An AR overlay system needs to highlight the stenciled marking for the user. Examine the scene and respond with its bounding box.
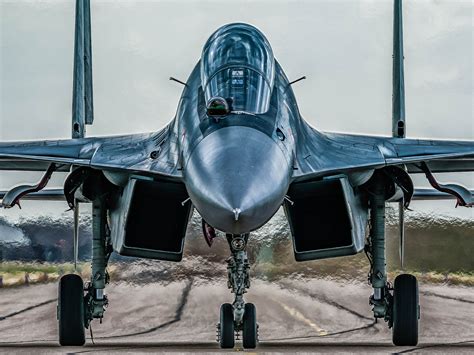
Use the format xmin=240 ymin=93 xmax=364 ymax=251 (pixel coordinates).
xmin=273 ymin=299 xmax=328 ymax=336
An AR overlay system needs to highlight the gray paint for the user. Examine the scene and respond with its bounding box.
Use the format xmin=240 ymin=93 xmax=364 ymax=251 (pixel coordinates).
xmin=185 ymin=126 xmax=290 ymax=233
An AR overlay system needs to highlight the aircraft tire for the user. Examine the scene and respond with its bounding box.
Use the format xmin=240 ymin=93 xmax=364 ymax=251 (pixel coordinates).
xmin=219 ymin=303 xmax=235 ymax=349
xmin=58 ymin=274 xmax=85 ymax=346
xmin=242 ymin=303 xmax=257 ymax=348
xmin=392 ymin=274 xmax=419 ymax=346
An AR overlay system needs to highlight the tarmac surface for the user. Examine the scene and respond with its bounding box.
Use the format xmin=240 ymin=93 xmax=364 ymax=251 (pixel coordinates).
xmin=0 ymin=277 xmax=473 ymax=354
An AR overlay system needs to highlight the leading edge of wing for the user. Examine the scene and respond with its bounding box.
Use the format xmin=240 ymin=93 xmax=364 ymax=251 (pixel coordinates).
xmin=0 ymin=137 xmax=94 ymax=168
xmin=323 ymin=132 xmax=474 ymax=160
xmin=0 ymin=128 xmax=182 ymax=179
xmin=293 ymin=128 xmax=474 ymax=181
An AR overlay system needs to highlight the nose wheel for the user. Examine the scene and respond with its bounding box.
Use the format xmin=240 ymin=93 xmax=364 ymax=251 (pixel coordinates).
xmin=217 ymin=234 xmax=258 ymax=349
xmin=219 ymin=303 xmax=235 ymax=348
xmin=242 ymin=303 xmax=258 ymax=349
xmin=218 ymin=302 xmax=258 ymax=349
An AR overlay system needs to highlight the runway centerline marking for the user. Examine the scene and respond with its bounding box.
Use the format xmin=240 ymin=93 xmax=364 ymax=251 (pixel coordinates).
xmin=272 ymin=299 xmax=328 ymax=336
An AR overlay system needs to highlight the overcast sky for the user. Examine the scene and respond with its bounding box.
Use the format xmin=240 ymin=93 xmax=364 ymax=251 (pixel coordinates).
xmin=0 ymin=0 xmax=472 ymax=219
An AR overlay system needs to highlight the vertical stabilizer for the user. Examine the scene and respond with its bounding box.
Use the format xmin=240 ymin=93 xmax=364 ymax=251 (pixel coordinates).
xmin=392 ymin=0 xmax=405 ymax=138
xmin=392 ymin=0 xmax=406 ymax=269
xmin=72 ymin=0 xmax=94 ymax=138
xmin=83 ymin=0 xmax=94 ymax=125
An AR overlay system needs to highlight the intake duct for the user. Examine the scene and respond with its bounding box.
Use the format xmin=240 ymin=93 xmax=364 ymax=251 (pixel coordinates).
xmin=284 ymin=175 xmax=368 ymax=261
xmin=109 ymin=178 xmax=192 ymax=261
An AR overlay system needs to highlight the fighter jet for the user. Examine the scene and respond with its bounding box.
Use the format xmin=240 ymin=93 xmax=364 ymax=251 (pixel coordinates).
xmin=1 ymin=0 xmax=472 ymax=349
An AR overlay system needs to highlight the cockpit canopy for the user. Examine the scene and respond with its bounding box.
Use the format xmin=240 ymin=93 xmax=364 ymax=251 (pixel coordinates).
xmin=201 ymin=23 xmax=275 ymax=115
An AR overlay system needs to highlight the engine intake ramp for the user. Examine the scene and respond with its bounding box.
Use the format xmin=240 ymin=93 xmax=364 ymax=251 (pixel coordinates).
xmin=284 ymin=176 xmax=367 ymax=261
xmin=110 ymin=178 xmax=192 ymax=261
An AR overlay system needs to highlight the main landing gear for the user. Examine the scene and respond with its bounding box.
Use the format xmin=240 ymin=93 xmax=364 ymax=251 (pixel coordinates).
xmin=217 ymin=234 xmax=258 ymax=349
xmin=57 ymin=199 xmax=111 ymax=346
xmin=366 ymin=175 xmax=420 ymax=346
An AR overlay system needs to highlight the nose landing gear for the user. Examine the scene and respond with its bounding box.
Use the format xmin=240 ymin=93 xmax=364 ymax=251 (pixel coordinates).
xmin=217 ymin=234 xmax=258 ymax=349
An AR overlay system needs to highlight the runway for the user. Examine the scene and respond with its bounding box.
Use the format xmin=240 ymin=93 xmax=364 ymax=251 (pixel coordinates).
xmin=0 ymin=276 xmax=473 ymax=354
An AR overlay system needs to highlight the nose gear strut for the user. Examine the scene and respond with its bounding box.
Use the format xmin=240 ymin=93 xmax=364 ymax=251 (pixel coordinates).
xmin=217 ymin=233 xmax=258 ymax=349
xmin=226 ymin=234 xmax=250 ymax=324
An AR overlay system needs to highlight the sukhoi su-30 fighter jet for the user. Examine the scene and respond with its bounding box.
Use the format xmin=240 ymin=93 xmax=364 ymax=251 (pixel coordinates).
xmin=1 ymin=0 xmax=473 ymax=349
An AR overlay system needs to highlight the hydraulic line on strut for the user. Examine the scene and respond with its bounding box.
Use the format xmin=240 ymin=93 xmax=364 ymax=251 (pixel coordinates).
xmin=85 ymin=198 xmax=109 ymax=325
xmin=369 ymin=179 xmax=387 ymax=291
xmin=368 ymin=176 xmax=391 ymax=319
xmin=91 ymin=199 xmax=107 ymax=292
xmin=226 ymin=235 xmax=250 ymax=327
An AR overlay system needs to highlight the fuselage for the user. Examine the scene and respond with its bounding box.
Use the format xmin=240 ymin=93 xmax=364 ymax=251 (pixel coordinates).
xmin=175 ymin=23 xmax=301 ymax=234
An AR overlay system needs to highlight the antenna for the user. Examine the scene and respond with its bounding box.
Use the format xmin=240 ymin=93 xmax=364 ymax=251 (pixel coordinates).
xmin=169 ymin=77 xmax=188 ymax=86
xmin=288 ymin=76 xmax=306 ymax=86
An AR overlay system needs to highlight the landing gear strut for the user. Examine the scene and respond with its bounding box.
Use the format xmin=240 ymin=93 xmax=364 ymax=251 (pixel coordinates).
xmin=84 ymin=198 xmax=110 ymax=327
xmin=366 ymin=175 xmax=419 ymax=346
xmin=217 ymin=234 xmax=258 ymax=349
xmin=57 ymin=198 xmax=111 ymax=346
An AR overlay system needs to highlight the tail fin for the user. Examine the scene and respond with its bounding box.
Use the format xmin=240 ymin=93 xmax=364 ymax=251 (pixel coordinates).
xmin=72 ymin=0 xmax=94 ymax=138
xmin=392 ymin=0 xmax=406 ymax=269
xmin=83 ymin=0 xmax=94 ymax=126
xmin=392 ymin=0 xmax=405 ymax=138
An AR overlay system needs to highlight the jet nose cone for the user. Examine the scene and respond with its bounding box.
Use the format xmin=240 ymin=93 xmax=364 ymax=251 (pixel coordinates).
xmin=185 ymin=126 xmax=290 ymax=234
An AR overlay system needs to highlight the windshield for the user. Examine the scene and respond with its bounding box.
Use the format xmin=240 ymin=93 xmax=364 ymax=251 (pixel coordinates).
xmin=201 ymin=23 xmax=275 ymax=114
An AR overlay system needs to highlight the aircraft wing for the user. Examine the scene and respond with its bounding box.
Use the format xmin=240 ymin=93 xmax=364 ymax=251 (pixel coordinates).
xmin=293 ymin=126 xmax=474 ymax=182
xmin=2 ymin=187 xmax=460 ymax=203
xmin=0 ymin=125 xmax=181 ymax=179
